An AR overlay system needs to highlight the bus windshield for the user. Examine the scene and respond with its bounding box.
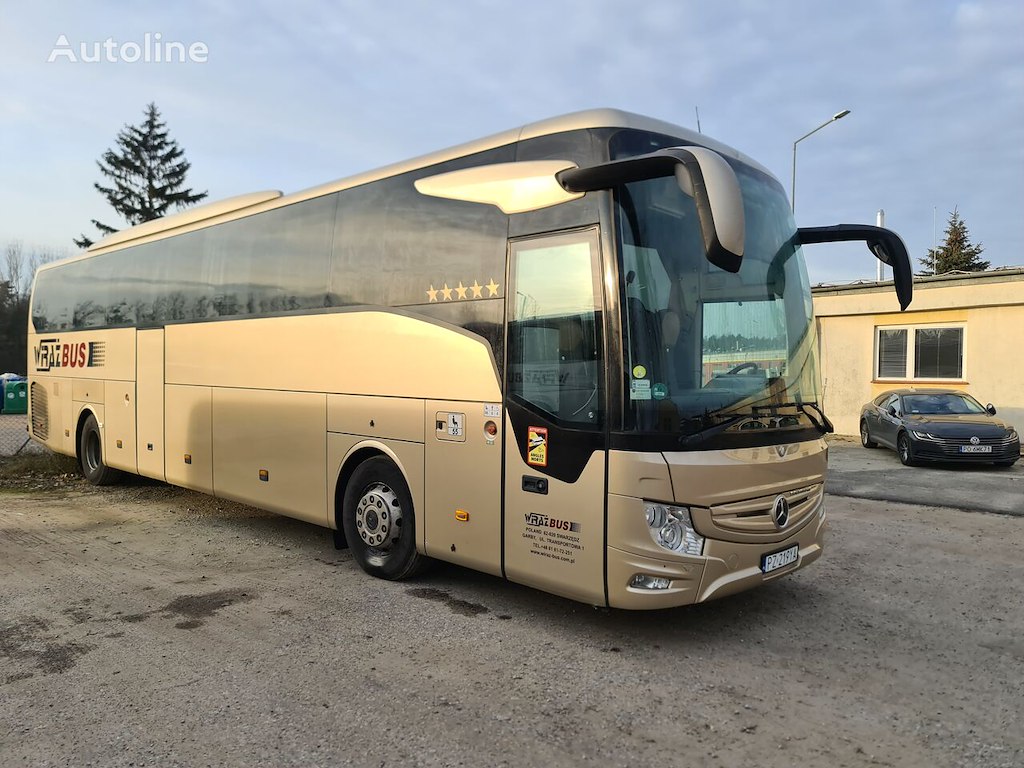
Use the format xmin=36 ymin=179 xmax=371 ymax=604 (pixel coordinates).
xmin=614 ymin=149 xmax=822 ymax=442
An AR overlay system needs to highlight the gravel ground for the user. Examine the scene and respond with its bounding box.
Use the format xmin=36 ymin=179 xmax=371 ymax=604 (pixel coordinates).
xmin=1 ymin=457 xmax=1022 ymax=768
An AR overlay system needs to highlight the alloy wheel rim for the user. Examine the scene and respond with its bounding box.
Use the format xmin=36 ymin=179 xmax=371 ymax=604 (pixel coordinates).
xmin=355 ymin=482 xmax=403 ymax=552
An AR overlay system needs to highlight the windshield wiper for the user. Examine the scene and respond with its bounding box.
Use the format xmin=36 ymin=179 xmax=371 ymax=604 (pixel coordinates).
xmin=678 ymin=414 xmax=750 ymax=447
xmin=678 ymin=400 xmax=834 ymax=446
xmin=765 ymin=400 xmax=835 ymax=434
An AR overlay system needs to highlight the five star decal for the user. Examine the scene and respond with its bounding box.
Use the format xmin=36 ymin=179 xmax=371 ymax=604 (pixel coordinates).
xmin=427 ymin=278 xmax=501 ymax=302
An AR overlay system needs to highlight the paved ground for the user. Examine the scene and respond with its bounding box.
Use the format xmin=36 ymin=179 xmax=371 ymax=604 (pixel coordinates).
xmin=1 ymin=461 xmax=1022 ymax=768
xmin=826 ymin=437 xmax=1023 ymax=515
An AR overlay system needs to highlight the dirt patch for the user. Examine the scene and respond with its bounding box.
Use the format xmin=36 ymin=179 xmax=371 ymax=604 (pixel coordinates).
xmin=407 ymin=586 xmax=490 ymax=616
xmin=0 ymin=616 xmax=94 ymax=678
xmin=0 ymin=452 xmax=81 ymax=493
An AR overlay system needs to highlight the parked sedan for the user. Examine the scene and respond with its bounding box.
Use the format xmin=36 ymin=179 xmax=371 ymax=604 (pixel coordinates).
xmin=860 ymin=389 xmax=1020 ymax=467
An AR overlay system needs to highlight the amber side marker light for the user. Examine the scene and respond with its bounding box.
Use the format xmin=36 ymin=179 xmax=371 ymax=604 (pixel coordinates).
xmin=455 ymin=509 xmax=470 ymax=522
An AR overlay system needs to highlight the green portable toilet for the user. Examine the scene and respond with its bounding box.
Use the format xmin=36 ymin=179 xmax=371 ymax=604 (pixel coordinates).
xmin=3 ymin=379 xmax=27 ymax=414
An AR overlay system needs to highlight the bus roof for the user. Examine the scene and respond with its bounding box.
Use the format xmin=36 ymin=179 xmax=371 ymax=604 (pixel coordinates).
xmin=72 ymin=108 xmax=769 ymax=260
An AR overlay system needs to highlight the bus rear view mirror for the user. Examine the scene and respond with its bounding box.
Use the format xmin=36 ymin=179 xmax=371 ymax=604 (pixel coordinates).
xmin=798 ymin=224 xmax=914 ymax=310
xmin=558 ymin=146 xmax=745 ymax=273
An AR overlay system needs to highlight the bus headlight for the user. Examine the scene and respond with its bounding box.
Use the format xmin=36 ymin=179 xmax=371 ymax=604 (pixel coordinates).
xmin=643 ymin=502 xmax=704 ymax=556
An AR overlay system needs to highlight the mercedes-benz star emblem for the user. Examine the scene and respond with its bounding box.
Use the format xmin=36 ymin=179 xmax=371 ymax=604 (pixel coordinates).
xmin=772 ymin=495 xmax=790 ymax=530
xmin=970 ymin=436 xmax=980 ymax=445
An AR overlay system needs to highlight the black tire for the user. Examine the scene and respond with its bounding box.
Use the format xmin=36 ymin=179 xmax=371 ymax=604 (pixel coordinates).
xmin=897 ymin=432 xmax=917 ymax=467
xmin=860 ymin=420 xmax=878 ymax=449
xmin=342 ymin=457 xmax=426 ymax=580
xmin=78 ymin=413 xmax=123 ymax=486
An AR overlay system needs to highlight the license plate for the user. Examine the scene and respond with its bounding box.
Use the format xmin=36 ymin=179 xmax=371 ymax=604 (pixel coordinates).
xmin=959 ymin=445 xmax=992 ymax=453
xmin=761 ymin=544 xmax=799 ymax=574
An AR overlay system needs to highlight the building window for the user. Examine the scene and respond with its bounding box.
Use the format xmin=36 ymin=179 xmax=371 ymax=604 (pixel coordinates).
xmin=875 ymin=325 xmax=964 ymax=380
xmin=877 ymin=329 xmax=908 ymax=378
xmin=914 ymin=327 xmax=963 ymax=378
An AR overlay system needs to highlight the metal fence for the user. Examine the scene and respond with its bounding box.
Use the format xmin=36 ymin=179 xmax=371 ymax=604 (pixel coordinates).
xmin=0 ymin=414 xmax=43 ymax=457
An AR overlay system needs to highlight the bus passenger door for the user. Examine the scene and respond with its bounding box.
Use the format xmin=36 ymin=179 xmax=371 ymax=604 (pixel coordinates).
xmin=502 ymin=230 xmax=608 ymax=607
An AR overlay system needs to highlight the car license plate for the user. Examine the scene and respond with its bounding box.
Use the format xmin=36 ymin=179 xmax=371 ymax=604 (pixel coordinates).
xmin=959 ymin=445 xmax=992 ymax=453
xmin=761 ymin=544 xmax=799 ymax=574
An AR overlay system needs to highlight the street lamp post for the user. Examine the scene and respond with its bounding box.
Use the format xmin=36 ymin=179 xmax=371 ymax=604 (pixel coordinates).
xmin=791 ymin=109 xmax=851 ymax=213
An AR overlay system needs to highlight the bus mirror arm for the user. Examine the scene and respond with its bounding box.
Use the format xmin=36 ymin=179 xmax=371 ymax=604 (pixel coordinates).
xmin=557 ymin=147 xmax=745 ymax=274
xmin=798 ymin=224 xmax=914 ymax=311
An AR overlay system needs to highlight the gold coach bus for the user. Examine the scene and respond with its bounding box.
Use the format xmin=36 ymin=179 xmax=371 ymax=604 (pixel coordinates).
xmin=27 ymin=110 xmax=912 ymax=609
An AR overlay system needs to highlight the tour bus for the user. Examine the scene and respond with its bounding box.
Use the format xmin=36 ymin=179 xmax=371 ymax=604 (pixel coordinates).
xmin=27 ymin=110 xmax=912 ymax=609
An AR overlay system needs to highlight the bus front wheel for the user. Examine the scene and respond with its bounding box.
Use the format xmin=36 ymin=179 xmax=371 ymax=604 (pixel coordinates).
xmin=342 ymin=457 xmax=426 ymax=580
xmin=78 ymin=413 xmax=123 ymax=486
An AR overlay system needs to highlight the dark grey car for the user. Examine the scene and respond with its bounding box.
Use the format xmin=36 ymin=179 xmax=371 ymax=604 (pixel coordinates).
xmin=859 ymin=389 xmax=1020 ymax=467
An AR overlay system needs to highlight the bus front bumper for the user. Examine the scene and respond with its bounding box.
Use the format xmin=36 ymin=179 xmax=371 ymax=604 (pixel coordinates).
xmin=605 ymin=512 xmax=826 ymax=610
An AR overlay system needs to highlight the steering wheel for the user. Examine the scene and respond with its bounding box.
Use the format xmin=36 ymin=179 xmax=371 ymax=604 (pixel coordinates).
xmin=727 ymin=362 xmax=761 ymax=375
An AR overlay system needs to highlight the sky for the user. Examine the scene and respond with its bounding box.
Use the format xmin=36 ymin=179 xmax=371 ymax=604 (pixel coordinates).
xmin=1 ymin=0 xmax=1022 ymax=286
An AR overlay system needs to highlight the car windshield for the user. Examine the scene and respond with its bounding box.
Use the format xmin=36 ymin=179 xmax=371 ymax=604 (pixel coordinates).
xmin=611 ymin=133 xmax=821 ymax=442
xmin=902 ymin=393 xmax=986 ymax=415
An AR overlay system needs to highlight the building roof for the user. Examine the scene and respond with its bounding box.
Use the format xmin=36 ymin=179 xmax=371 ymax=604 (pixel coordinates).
xmin=812 ymin=267 xmax=1024 ymax=297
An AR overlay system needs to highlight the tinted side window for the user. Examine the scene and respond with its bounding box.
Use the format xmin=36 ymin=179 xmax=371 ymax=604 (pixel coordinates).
xmin=330 ymin=146 xmax=513 ymax=308
xmin=509 ymin=130 xmax=604 ymax=237
xmin=329 ymin=147 xmax=513 ymax=367
xmin=31 ymin=195 xmax=339 ymax=331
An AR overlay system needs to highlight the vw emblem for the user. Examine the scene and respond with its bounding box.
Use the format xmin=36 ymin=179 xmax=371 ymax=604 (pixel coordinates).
xmin=969 ymin=436 xmax=980 ymax=445
xmin=772 ymin=495 xmax=790 ymax=530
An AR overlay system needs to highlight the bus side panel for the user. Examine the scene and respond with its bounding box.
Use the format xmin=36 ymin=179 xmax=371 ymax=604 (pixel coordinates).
xmin=165 ymin=384 xmax=213 ymax=493
xmin=164 ymin=313 xmax=501 ymax=403
xmin=423 ymin=399 xmax=502 ymax=576
xmin=103 ymin=380 xmax=137 ymax=474
xmin=212 ymin=388 xmax=328 ymax=526
xmin=136 ymin=330 xmax=165 ymax=481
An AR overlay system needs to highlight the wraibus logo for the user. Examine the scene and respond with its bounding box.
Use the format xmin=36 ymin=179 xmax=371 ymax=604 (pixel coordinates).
xmin=33 ymin=338 xmax=106 ymax=372
xmin=524 ymin=513 xmax=581 ymax=533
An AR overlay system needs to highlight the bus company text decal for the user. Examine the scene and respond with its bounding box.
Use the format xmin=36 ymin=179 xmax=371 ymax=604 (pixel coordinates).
xmin=522 ymin=513 xmax=584 ymax=565
xmin=33 ymin=338 xmax=106 ymax=372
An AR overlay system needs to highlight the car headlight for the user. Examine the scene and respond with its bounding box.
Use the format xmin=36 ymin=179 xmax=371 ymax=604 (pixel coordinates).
xmin=910 ymin=430 xmax=936 ymax=440
xmin=643 ymin=502 xmax=704 ymax=556
xmin=1008 ymin=429 xmax=1019 ymax=441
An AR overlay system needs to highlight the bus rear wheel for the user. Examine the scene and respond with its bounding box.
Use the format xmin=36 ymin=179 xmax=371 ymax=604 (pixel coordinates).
xmin=342 ymin=457 xmax=426 ymax=580
xmin=78 ymin=413 xmax=123 ymax=486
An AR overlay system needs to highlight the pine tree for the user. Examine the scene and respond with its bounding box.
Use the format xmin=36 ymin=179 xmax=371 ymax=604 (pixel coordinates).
xmin=919 ymin=207 xmax=988 ymax=275
xmin=74 ymin=103 xmax=207 ymax=249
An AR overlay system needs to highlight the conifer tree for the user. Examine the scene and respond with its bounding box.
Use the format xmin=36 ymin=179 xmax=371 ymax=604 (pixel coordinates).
xmin=74 ymin=103 xmax=207 ymax=249
xmin=919 ymin=208 xmax=988 ymax=275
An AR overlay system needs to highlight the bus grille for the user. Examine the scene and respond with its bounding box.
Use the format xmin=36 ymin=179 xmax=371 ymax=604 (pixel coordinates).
xmin=707 ymin=483 xmax=823 ymax=537
xmin=30 ymin=382 xmax=49 ymax=441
